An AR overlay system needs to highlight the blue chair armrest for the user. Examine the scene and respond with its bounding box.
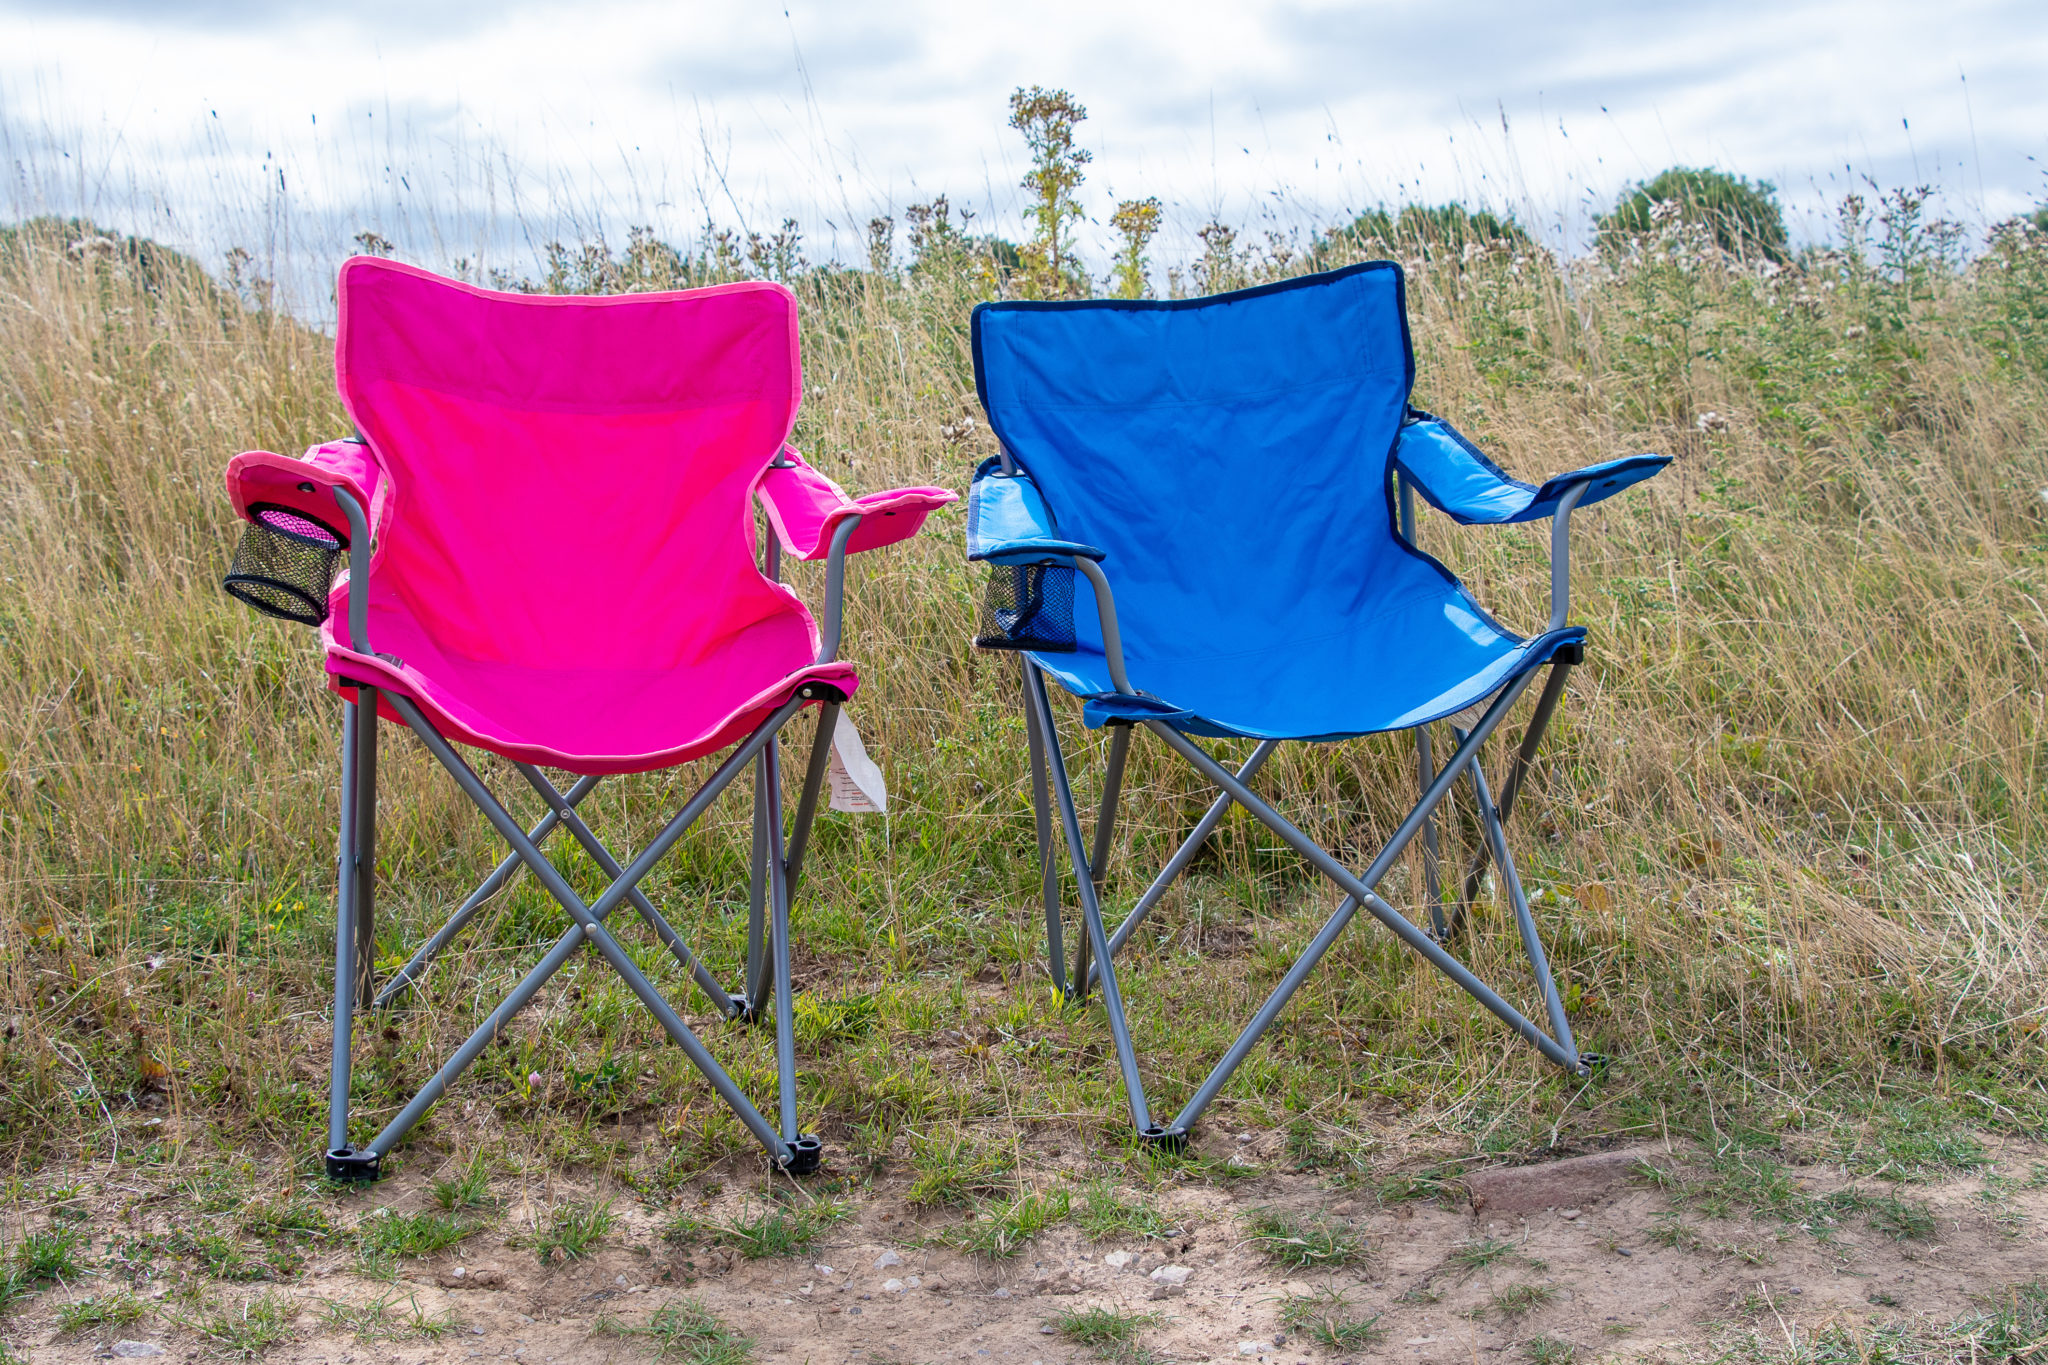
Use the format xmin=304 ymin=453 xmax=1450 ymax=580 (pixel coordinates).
xmin=965 ymin=455 xmax=1106 ymax=564
xmin=1395 ymin=409 xmax=1669 ymax=525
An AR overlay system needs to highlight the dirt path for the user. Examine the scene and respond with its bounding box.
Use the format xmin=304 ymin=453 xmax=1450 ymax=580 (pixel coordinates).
xmin=22 ymin=1133 xmax=2047 ymax=1364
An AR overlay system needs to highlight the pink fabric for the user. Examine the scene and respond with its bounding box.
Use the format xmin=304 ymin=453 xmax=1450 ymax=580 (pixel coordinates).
xmin=226 ymin=441 xmax=385 ymax=544
xmin=756 ymin=448 xmax=957 ymax=560
xmin=316 ymin=256 xmax=860 ymax=776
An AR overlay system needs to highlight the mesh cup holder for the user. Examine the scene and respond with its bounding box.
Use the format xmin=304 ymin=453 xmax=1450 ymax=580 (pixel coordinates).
xmin=975 ymin=562 xmax=1076 ymax=652
xmin=223 ymin=502 xmax=346 ymax=626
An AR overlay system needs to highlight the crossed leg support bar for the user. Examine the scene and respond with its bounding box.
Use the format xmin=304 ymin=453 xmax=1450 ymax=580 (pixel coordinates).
xmin=324 ymin=683 xmax=841 ymax=1180
xmin=1021 ymin=656 xmax=1589 ymax=1148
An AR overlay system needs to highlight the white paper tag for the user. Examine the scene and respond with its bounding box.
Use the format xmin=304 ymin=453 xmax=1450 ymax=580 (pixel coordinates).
xmin=827 ymin=712 xmax=887 ymax=813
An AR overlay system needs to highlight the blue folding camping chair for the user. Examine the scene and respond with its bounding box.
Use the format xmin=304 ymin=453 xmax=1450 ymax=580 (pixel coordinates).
xmin=965 ymin=262 xmax=1668 ymax=1147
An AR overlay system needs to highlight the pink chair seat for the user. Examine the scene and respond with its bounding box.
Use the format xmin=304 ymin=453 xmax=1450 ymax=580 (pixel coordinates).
xmin=325 ymin=608 xmax=857 ymax=776
xmin=312 ymin=258 xmax=861 ymax=775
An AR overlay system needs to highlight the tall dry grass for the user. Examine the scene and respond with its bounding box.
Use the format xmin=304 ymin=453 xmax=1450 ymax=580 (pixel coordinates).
xmin=0 ymin=198 xmax=2043 ymax=1182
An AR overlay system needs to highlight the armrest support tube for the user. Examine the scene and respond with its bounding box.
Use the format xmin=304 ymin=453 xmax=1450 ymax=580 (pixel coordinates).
xmin=816 ymin=514 xmax=861 ymax=665
xmin=1547 ymin=480 xmax=1590 ymax=633
xmin=333 ymin=486 xmax=373 ymax=655
xmin=1073 ymin=556 xmax=1134 ymax=695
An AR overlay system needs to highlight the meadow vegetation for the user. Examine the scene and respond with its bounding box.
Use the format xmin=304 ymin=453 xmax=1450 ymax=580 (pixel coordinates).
xmin=0 ymin=86 xmax=2042 ymax=1334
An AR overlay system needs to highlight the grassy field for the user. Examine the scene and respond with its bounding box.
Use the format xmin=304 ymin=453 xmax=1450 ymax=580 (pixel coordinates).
xmin=0 ymin=181 xmax=2043 ymax=1267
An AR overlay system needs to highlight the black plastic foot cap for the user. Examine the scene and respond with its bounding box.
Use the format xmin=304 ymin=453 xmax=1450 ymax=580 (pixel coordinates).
xmin=325 ymin=1146 xmax=381 ymax=1182
xmin=727 ymin=993 xmax=761 ymax=1024
xmin=1137 ymin=1125 xmax=1188 ymax=1154
xmin=780 ymin=1135 xmax=823 ymax=1175
xmin=1575 ymin=1052 xmax=1610 ymax=1074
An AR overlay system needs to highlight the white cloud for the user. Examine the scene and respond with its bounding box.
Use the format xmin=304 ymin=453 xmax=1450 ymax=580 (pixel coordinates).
xmin=3 ymin=0 xmax=2043 ymax=289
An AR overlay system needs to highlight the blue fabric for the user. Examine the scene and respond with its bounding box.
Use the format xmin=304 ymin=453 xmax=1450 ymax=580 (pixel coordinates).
xmin=964 ymin=455 xmax=1106 ymax=564
xmin=1396 ymin=411 xmax=1670 ymax=525
xmin=971 ymin=262 xmax=1651 ymax=740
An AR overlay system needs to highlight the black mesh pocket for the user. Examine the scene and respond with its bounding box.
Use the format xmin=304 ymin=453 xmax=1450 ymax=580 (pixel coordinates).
xmin=223 ymin=502 xmax=347 ymax=626
xmin=975 ymin=563 xmax=1076 ymax=652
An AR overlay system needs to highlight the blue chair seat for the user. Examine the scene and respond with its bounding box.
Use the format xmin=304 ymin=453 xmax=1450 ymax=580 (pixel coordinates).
xmin=1034 ymin=568 xmax=1584 ymax=740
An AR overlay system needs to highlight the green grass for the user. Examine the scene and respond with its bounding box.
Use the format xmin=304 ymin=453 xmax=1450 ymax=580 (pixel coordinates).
xmin=430 ymin=1151 xmax=496 ymax=1212
xmin=177 ymin=1230 xmax=299 ymax=1283
xmin=598 ymin=1299 xmax=755 ymax=1364
xmin=1243 ymin=1207 xmax=1369 ymax=1268
xmin=1379 ymin=1168 xmax=1459 ymax=1205
xmin=1284 ymin=1117 xmax=1373 ymax=1174
xmin=1651 ymin=1152 xmax=1944 ymax=1247
xmin=1523 ymin=1335 xmax=1575 ymax=1364
xmin=1687 ymin=1151 xmax=1810 ymax=1222
xmin=1963 ymin=1281 xmax=2048 ymax=1357
xmin=905 ymin=1131 xmax=1015 ymax=1208
xmin=936 ymin=1189 xmax=1071 ymax=1258
xmin=240 ymin=1197 xmax=335 ymax=1244
xmin=189 ymin=1293 xmax=298 ymax=1357
xmin=12 ymin=1227 xmax=84 ymax=1285
xmin=1448 ymin=1236 xmax=1519 ymax=1273
xmin=358 ymin=1208 xmax=480 ymax=1262
xmin=318 ymin=1289 xmax=460 ymax=1342
xmin=56 ymin=1291 xmax=148 ymax=1333
xmin=1278 ymin=1289 xmax=1384 ymax=1350
xmin=1839 ymin=1103 xmax=1988 ymax=1180
xmin=1493 ymin=1284 xmax=1559 ymax=1317
xmin=1646 ymin=1214 xmax=1703 ymax=1251
xmin=1072 ymin=1182 xmax=1171 ymax=1241
xmin=1713 ymin=1279 xmax=2048 ymax=1363
xmin=1814 ymin=1188 xmax=1937 ymax=1241
xmin=537 ymin=1200 xmax=616 ymax=1263
xmin=1050 ymin=1306 xmax=1160 ymax=1363
xmin=670 ymin=1197 xmax=853 ymax=1259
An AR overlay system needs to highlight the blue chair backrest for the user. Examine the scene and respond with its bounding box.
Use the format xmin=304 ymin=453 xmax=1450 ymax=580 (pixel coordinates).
xmin=971 ymin=262 xmax=1417 ymax=667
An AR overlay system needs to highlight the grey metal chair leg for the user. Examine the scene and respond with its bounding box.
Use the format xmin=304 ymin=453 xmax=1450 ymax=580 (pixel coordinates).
xmin=1415 ymin=723 xmax=1446 ymax=940
xmin=763 ymin=737 xmax=797 ymax=1130
xmin=1456 ymin=659 xmax=1574 ymax=923
xmin=351 ymin=687 xmax=380 ymax=1010
xmin=1025 ymin=662 xmax=1159 ymax=1140
xmin=326 ymin=690 xmax=379 ymax=1181
xmin=1443 ymin=747 xmax=1489 ymax=941
xmin=1073 ymin=722 xmax=1131 ymax=996
xmin=1089 ymin=724 xmax=1130 ymax=899
xmin=1022 ymin=662 xmax=1068 ymax=997
xmin=775 ymin=707 xmax=833 ymax=1174
xmin=783 ymin=702 xmax=840 ymax=897
xmin=742 ymin=752 xmax=772 ymax=1018
xmin=1470 ymin=760 xmax=1578 ymax=1059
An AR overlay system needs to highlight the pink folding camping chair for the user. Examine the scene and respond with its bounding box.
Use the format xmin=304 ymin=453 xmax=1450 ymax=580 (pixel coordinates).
xmin=221 ymin=258 xmax=955 ymax=1180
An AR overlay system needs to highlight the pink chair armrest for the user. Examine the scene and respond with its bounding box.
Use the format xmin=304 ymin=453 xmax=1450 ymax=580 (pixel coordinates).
xmin=227 ymin=439 xmax=386 ymax=540
xmin=757 ymin=448 xmax=957 ymax=560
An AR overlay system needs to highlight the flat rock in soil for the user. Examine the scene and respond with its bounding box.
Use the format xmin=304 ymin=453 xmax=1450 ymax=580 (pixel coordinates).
xmin=1463 ymin=1146 xmax=1666 ymax=1215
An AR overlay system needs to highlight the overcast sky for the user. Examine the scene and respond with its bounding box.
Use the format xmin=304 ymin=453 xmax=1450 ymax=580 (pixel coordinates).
xmin=3 ymin=0 xmax=2043 ymax=296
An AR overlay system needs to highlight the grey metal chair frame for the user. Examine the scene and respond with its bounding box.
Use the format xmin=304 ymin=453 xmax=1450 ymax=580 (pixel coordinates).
xmin=321 ymin=486 xmax=858 ymax=1180
xmin=1012 ymin=466 xmax=1599 ymax=1150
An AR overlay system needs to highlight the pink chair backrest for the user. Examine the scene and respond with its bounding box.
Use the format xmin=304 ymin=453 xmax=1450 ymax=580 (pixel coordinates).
xmin=336 ymin=258 xmax=807 ymax=673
